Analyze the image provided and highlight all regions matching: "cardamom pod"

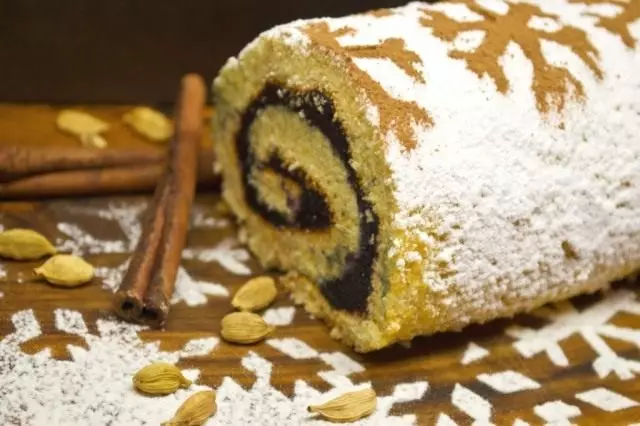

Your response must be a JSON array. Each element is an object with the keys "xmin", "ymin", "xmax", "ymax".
[
  {"xmin": 0, "ymin": 228, "xmax": 57, "ymax": 260},
  {"xmin": 80, "ymin": 132, "xmax": 108, "ymax": 149},
  {"xmin": 56, "ymin": 109, "xmax": 109, "ymax": 136},
  {"xmin": 231, "ymin": 276, "xmax": 277, "ymax": 311},
  {"xmin": 220, "ymin": 311, "xmax": 274, "ymax": 344},
  {"xmin": 133, "ymin": 362, "xmax": 192, "ymax": 395},
  {"xmin": 123, "ymin": 106, "xmax": 173, "ymax": 142},
  {"xmin": 161, "ymin": 390, "xmax": 216, "ymax": 426},
  {"xmin": 34, "ymin": 254, "xmax": 94, "ymax": 287},
  {"xmin": 308, "ymin": 388, "xmax": 377, "ymax": 422}
]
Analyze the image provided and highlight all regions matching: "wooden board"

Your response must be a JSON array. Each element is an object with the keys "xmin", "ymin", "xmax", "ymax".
[{"xmin": 1, "ymin": 106, "xmax": 640, "ymax": 425}]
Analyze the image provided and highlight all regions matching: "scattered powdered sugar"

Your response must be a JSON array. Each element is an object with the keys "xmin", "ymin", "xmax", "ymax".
[
  {"xmin": 534, "ymin": 400, "xmax": 581, "ymax": 424},
  {"xmin": 267, "ymin": 338, "xmax": 320, "ymax": 359},
  {"xmin": 319, "ymin": 352, "xmax": 365, "ymax": 376},
  {"xmin": 451, "ymin": 384, "xmax": 492, "ymax": 424},
  {"xmin": 54, "ymin": 309, "xmax": 89, "ymax": 335},
  {"xmin": 263, "ymin": 306, "xmax": 296, "ymax": 326},
  {"xmin": 183, "ymin": 237, "xmax": 252, "ymax": 276},
  {"xmin": 476, "ymin": 370, "xmax": 540, "ymax": 394},
  {"xmin": 180, "ymin": 337, "xmax": 220, "ymax": 358},
  {"xmin": 0, "ymin": 310, "xmax": 427, "ymax": 425},
  {"xmin": 460, "ymin": 341, "xmax": 489, "ymax": 365},
  {"xmin": 191, "ymin": 208, "xmax": 230, "ymax": 229},
  {"xmin": 375, "ymin": 0, "xmax": 640, "ymax": 332},
  {"xmin": 56, "ymin": 222, "xmax": 127, "ymax": 255},
  {"xmin": 436, "ymin": 413, "xmax": 458, "ymax": 426},
  {"xmin": 53, "ymin": 201, "xmax": 249, "ymax": 308},
  {"xmin": 96, "ymin": 260, "xmax": 232, "ymax": 308},
  {"xmin": 64, "ymin": 202, "xmax": 147, "ymax": 252},
  {"xmin": 214, "ymin": 351, "xmax": 424, "ymax": 425},
  {"xmin": 95, "ymin": 258, "xmax": 131, "ymax": 292},
  {"xmin": 171, "ymin": 266, "xmax": 229, "ymax": 306},
  {"xmin": 0, "ymin": 309, "xmax": 212, "ymax": 425},
  {"xmin": 575, "ymin": 387, "xmax": 639, "ymax": 413},
  {"xmin": 505, "ymin": 289, "xmax": 640, "ymax": 380}
]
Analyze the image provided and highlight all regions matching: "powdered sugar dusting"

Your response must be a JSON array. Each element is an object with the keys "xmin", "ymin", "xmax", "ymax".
[
  {"xmin": 180, "ymin": 337, "xmax": 219, "ymax": 358},
  {"xmin": 191, "ymin": 208, "xmax": 230, "ymax": 229},
  {"xmin": 319, "ymin": 352, "xmax": 365, "ymax": 375},
  {"xmin": 451, "ymin": 384, "xmax": 492, "ymax": 424},
  {"xmin": 477, "ymin": 370, "xmax": 541, "ymax": 394},
  {"xmin": 54, "ymin": 309, "xmax": 89, "ymax": 335},
  {"xmin": 0, "ymin": 310, "xmax": 212, "ymax": 425},
  {"xmin": 263, "ymin": 306, "xmax": 296, "ymax": 326},
  {"xmin": 57, "ymin": 222, "xmax": 126, "ymax": 254},
  {"xmin": 183, "ymin": 237, "xmax": 252, "ymax": 276},
  {"xmin": 171, "ymin": 266, "xmax": 229, "ymax": 306},
  {"xmin": 96, "ymin": 258, "xmax": 131, "ymax": 292},
  {"xmin": 1, "ymin": 310, "xmax": 431, "ymax": 425},
  {"xmin": 65, "ymin": 201, "xmax": 147, "ymax": 251},
  {"xmin": 460, "ymin": 341, "xmax": 489, "ymax": 365},
  {"xmin": 267, "ymin": 337, "xmax": 320, "ymax": 359},
  {"xmin": 575, "ymin": 387, "xmax": 639, "ymax": 412},
  {"xmin": 505, "ymin": 289, "xmax": 640, "ymax": 379},
  {"xmin": 223, "ymin": 0, "xmax": 640, "ymax": 345},
  {"xmin": 534, "ymin": 400, "xmax": 581, "ymax": 424},
  {"xmin": 53, "ymin": 201, "xmax": 248, "ymax": 308},
  {"xmin": 436, "ymin": 413, "xmax": 458, "ymax": 426},
  {"xmin": 379, "ymin": 0, "xmax": 640, "ymax": 332}
]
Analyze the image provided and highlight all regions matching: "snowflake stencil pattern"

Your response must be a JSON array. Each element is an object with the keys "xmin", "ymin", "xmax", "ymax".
[
  {"xmin": 570, "ymin": 0, "xmax": 640, "ymax": 48},
  {"xmin": 302, "ymin": 22, "xmax": 433, "ymax": 150},
  {"xmin": 420, "ymin": 0, "xmax": 603, "ymax": 114},
  {"xmin": 0, "ymin": 310, "xmax": 428, "ymax": 425},
  {"xmin": 505, "ymin": 289, "xmax": 640, "ymax": 380},
  {"xmin": 53, "ymin": 201, "xmax": 251, "ymax": 306}
]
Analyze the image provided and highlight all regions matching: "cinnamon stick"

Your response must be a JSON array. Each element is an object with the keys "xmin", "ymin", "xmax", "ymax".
[
  {"xmin": 141, "ymin": 76, "xmax": 204, "ymax": 326},
  {"xmin": 114, "ymin": 74, "xmax": 206, "ymax": 327},
  {"xmin": 0, "ymin": 147, "xmax": 217, "ymax": 199},
  {"xmin": 113, "ymin": 174, "xmax": 171, "ymax": 322},
  {"xmin": 0, "ymin": 146, "xmax": 164, "ymax": 182},
  {"xmin": 0, "ymin": 163, "xmax": 165, "ymax": 198}
]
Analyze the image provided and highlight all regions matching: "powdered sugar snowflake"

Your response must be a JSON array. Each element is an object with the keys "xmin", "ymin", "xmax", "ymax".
[
  {"xmin": 0, "ymin": 309, "xmax": 214, "ymax": 425},
  {"xmin": 0, "ymin": 310, "xmax": 429, "ymax": 425},
  {"xmin": 171, "ymin": 266, "xmax": 229, "ymax": 306},
  {"xmin": 506, "ymin": 289, "xmax": 640, "ymax": 380},
  {"xmin": 183, "ymin": 237, "xmax": 252, "ymax": 276},
  {"xmin": 54, "ymin": 201, "xmax": 251, "ymax": 307}
]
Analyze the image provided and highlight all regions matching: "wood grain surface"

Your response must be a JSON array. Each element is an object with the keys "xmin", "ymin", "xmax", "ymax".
[{"xmin": 1, "ymin": 105, "xmax": 640, "ymax": 425}]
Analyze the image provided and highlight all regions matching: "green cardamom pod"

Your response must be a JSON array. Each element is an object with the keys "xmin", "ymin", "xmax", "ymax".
[
  {"xmin": 133, "ymin": 362, "xmax": 192, "ymax": 395},
  {"xmin": 0, "ymin": 228, "xmax": 56, "ymax": 260},
  {"xmin": 34, "ymin": 254, "xmax": 94, "ymax": 287}
]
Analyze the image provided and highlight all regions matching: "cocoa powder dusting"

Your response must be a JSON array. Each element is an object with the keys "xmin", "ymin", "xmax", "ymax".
[
  {"xmin": 570, "ymin": 0, "xmax": 640, "ymax": 48},
  {"xmin": 303, "ymin": 22, "xmax": 433, "ymax": 150},
  {"xmin": 420, "ymin": 1, "xmax": 603, "ymax": 114}
]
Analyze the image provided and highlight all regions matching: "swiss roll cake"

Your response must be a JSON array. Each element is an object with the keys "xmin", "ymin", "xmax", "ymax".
[{"xmin": 212, "ymin": 0, "xmax": 640, "ymax": 352}]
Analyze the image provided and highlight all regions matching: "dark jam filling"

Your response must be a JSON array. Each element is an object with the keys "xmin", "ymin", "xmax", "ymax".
[{"xmin": 237, "ymin": 83, "xmax": 379, "ymax": 313}]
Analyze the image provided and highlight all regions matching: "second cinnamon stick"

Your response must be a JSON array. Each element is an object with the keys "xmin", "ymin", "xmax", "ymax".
[
  {"xmin": 114, "ymin": 74, "xmax": 206, "ymax": 327},
  {"xmin": 0, "ymin": 147, "xmax": 217, "ymax": 199},
  {"xmin": 0, "ymin": 146, "xmax": 164, "ymax": 182}
]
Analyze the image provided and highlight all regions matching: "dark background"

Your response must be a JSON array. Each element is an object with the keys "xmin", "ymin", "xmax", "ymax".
[{"xmin": 0, "ymin": 0, "xmax": 409, "ymax": 103}]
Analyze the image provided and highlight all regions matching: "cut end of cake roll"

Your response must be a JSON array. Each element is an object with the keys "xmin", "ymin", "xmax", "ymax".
[
  {"xmin": 212, "ymin": 20, "xmax": 419, "ymax": 351},
  {"xmin": 213, "ymin": 2, "xmax": 640, "ymax": 351}
]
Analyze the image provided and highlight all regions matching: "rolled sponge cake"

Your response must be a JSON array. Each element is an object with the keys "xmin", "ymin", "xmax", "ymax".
[{"xmin": 212, "ymin": 0, "xmax": 640, "ymax": 352}]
